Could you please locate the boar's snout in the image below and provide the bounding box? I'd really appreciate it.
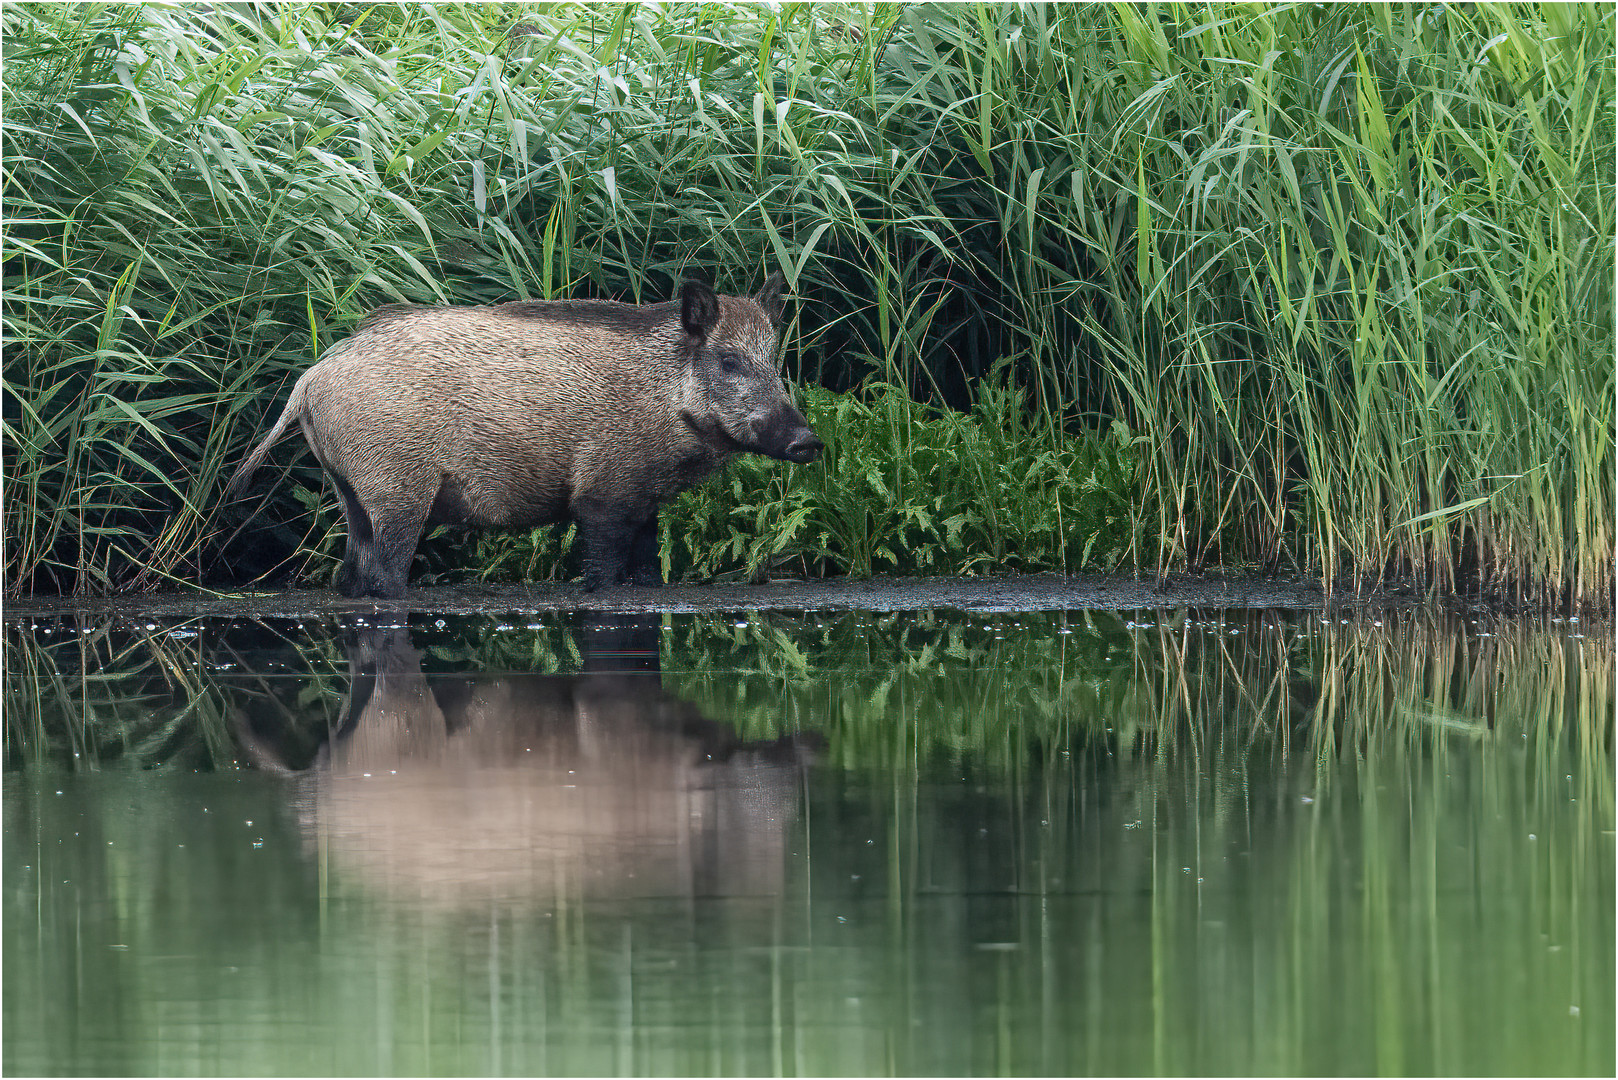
[784,431,824,463]
[752,403,822,464]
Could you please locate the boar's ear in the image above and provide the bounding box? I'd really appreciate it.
[680,279,720,340]
[753,271,786,328]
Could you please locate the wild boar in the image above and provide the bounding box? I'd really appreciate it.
[232,617,814,909]
[224,274,822,597]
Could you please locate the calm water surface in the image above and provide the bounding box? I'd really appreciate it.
[4,608,1612,1076]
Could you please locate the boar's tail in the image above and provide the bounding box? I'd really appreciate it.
[224,377,308,499]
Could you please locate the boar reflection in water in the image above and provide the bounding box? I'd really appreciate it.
[273,621,810,907]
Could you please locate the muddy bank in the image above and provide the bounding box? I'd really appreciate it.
[1,571,1410,623]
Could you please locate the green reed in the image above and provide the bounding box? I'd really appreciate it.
[3,4,1610,607]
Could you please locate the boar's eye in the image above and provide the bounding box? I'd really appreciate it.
[718,352,744,375]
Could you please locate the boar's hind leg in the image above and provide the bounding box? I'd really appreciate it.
[359,496,432,599]
[629,518,663,587]
[329,472,373,598]
[331,476,431,600]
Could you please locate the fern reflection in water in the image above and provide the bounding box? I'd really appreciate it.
[3,610,1612,1075]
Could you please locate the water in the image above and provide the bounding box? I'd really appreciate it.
[4,608,1612,1076]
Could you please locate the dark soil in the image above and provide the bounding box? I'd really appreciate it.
[2,571,1422,623]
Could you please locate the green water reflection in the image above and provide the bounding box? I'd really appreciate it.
[4,609,1613,1076]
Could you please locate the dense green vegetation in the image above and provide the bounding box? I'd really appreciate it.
[3,3,1611,607]
[412,380,1141,586]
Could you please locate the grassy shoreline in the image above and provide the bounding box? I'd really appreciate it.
[4,4,1610,610]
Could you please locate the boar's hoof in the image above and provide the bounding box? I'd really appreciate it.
[341,581,408,600]
[336,570,408,600]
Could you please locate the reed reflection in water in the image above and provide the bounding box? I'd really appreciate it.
[3,608,1611,1076]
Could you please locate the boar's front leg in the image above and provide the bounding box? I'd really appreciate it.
[575,499,648,592]
[628,518,664,587]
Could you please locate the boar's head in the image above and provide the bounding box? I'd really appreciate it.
[677,274,823,464]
